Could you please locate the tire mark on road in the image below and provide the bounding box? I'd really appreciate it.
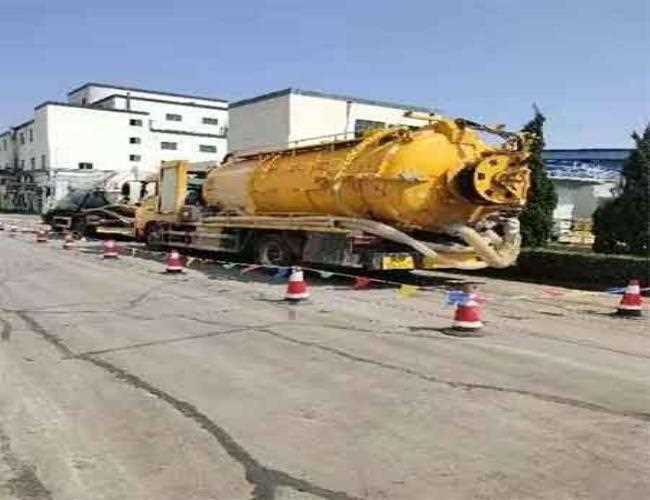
[16,311,360,500]
[259,328,650,423]
[1,317,11,341]
[0,428,53,500]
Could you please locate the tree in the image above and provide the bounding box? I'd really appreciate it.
[593,125,650,255]
[519,108,558,247]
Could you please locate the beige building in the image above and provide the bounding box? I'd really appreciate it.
[228,88,433,152]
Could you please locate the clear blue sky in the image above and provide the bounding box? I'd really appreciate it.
[1,0,648,148]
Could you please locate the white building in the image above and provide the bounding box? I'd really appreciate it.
[543,149,628,243]
[0,83,228,212]
[551,177,616,221]
[228,88,432,152]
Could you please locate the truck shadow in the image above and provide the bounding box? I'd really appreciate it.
[88,239,478,291]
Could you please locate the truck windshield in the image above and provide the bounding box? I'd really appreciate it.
[53,191,111,211]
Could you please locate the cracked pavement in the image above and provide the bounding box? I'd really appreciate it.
[1,217,649,499]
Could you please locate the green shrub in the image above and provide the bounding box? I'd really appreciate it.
[593,125,649,256]
[468,249,649,288]
[515,249,649,287]
[519,109,558,247]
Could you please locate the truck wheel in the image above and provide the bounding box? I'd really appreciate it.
[71,218,95,238]
[145,223,164,249]
[256,234,294,267]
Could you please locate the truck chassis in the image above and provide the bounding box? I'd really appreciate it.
[144,215,422,270]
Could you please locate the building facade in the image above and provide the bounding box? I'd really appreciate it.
[228,88,432,152]
[542,149,630,242]
[0,83,228,212]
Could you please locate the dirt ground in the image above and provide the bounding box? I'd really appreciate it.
[1,214,649,500]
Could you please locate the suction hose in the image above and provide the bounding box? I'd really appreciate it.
[447,219,521,269]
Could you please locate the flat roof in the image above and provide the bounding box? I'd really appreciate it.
[544,148,631,153]
[67,82,228,104]
[230,87,434,112]
[13,119,35,131]
[543,148,631,160]
[92,93,228,111]
[549,176,609,184]
[34,101,149,115]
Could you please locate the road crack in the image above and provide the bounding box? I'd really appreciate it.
[258,328,650,424]
[15,311,360,500]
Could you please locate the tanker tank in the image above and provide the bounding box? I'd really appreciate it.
[202,115,533,269]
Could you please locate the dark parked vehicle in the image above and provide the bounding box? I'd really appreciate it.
[42,189,136,237]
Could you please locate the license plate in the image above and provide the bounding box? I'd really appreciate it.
[382,255,414,270]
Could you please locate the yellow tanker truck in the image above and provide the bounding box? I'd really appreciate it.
[135,114,533,271]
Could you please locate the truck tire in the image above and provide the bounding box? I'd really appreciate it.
[144,223,164,250]
[71,217,96,238]
[256,234,295,267]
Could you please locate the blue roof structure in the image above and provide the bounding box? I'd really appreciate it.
[542,149,630,181]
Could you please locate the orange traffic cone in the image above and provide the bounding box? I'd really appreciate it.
[285,266,309,302]
[62,233,75,250]
[452,283,483,332]
[616,280,643,317]
[35,230,48,243]
[165,250,184,273]
[103,240,119,259]
[353,276,372,290]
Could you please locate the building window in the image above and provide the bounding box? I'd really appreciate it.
[166,113,182,122]
[354,119,385,138]
[129,154,141,161]
[30,157,35,169]
[19,133,25,145]
[202,117,219,125]
[161,141,177,150]
[20,159,25,169]
[129,137,141,144]
[78,162,93,170]
[41,155,47,169]
[199,145,217,153]
[130,118,143,126]
[29,129,33,142]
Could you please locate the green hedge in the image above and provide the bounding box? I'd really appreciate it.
[468,248,650,289]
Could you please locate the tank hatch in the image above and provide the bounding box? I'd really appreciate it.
[471,154,530,206]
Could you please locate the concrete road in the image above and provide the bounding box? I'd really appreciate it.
[1,219,649,499]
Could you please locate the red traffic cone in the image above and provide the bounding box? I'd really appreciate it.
[103,240,119,259]
[35,230,48,243]
[616,280,643,317]
[165,250,184,273]
[452,291,483,332]
[285,266,309,302]
[62,233,75,250]
[353,276,372,290]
